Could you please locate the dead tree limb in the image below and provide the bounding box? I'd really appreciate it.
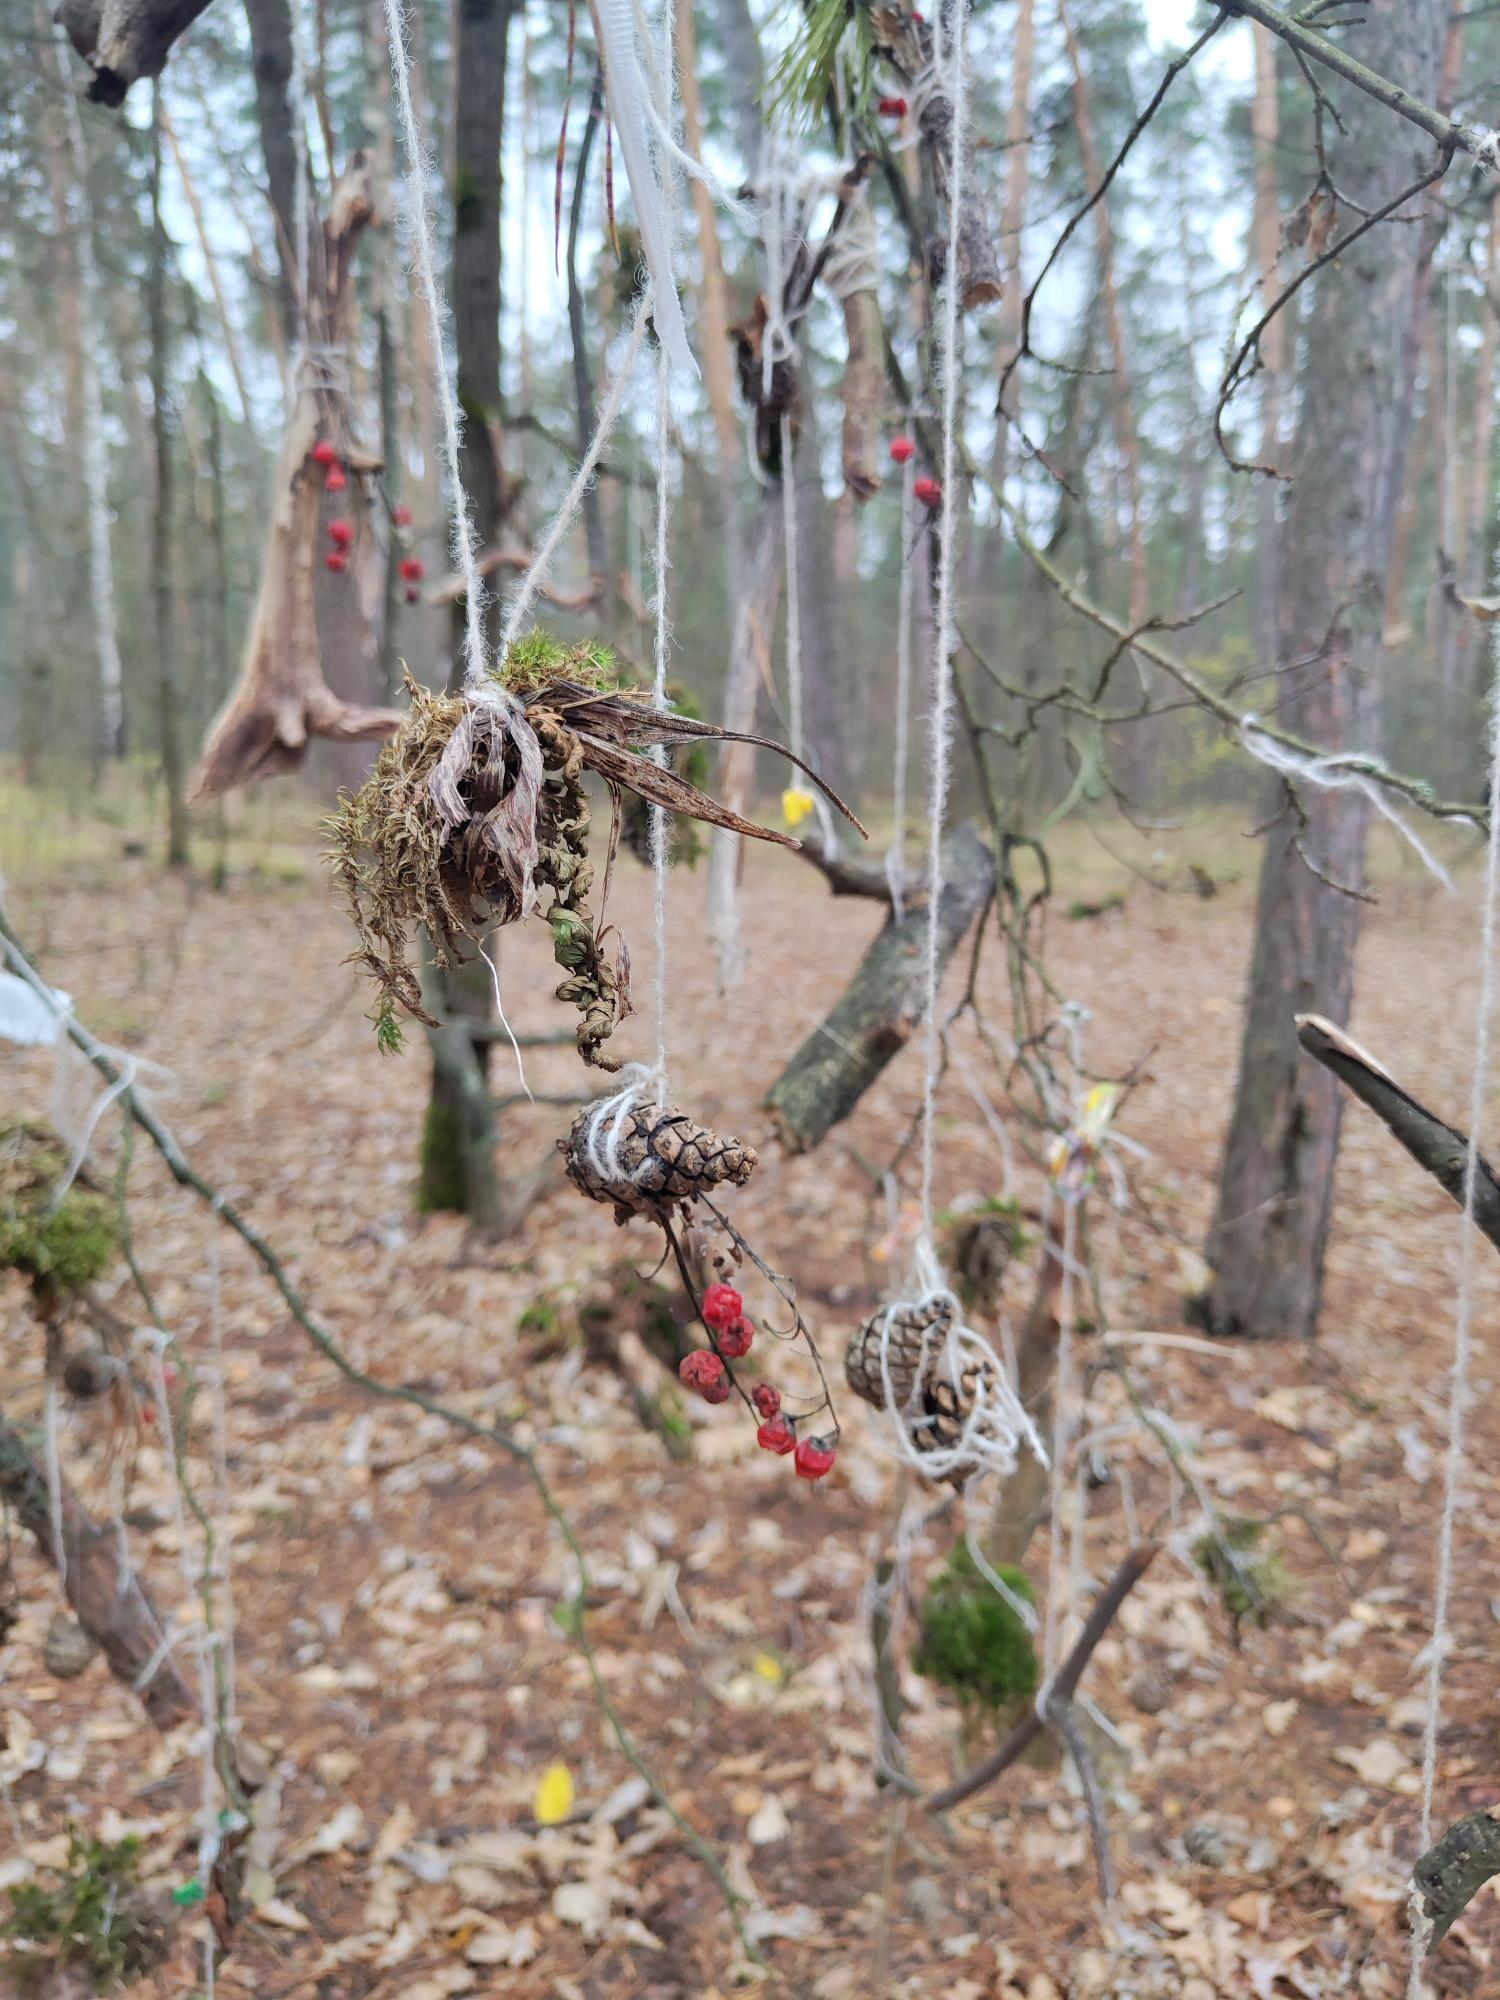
[923,1540,1159,1815]
[1413,1806,1500,1945]
[766,821,995,1151]
[55,0,215,105]
[1295,1013,1500,1253]
[0,1409,198,1731]
[189,155,400,802]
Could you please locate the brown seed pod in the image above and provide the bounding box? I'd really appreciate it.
[562,1099,757,1224]
[844,1297,1003,1478]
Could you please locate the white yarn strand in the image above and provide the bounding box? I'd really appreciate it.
[1409,582,1500,1996]
[918,0,970,1232]
[650,344,673,1082]
[780,415,804,768]
[886,446,917,916]
[382,0,490,683]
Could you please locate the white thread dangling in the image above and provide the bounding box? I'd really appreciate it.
[870,1,986,1489]
[886,440,917,915]
[1408,562,1500,1998]
[382,0,491,687]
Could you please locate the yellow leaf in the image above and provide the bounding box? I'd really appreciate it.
[781,788,815,829]
[533,1761,575,1826]
[751,1652,785,1686]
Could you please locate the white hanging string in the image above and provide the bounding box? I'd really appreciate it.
[1408,571,1500,1995]
[53,33,125,760]
[780,414,804,768]
[886,443,917,915]
[382,0,490,686]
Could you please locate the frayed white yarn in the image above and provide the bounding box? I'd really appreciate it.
[1409,564,1500,1998]
[581,1060,667,1191]
[1239,717,1457,893]
[886,444,917,917]
[874,1235,1046,1487]
[382,0,492,688]
[819,187,879,301]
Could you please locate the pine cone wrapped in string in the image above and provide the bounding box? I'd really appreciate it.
[563,1099,757,1224]
[844,1297,1003,1476]
[328,632,863,1065]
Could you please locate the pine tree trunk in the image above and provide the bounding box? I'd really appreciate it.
[417,0,515,1228]
[148,85,190,869]
[1204,0,1445,1339]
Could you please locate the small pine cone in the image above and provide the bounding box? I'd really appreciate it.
[844,1298,1002,1479]
[562,1100,757,1223]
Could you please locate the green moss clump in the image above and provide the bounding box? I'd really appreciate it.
[0,1124,118,1296]
[4,1829,163,1994]
[913,1543,1038,1717]
[494,632,621,698]
[1193,1514,1290,1635]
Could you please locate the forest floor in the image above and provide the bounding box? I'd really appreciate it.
[3,795,1500,2000]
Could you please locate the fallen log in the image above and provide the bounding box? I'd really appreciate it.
[0,1409,197,1731]
[767,821,995,1151]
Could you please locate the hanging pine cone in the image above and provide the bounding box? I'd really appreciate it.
[562,1099,758,1224]
[844,1297,1002,1474]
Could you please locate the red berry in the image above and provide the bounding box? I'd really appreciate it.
[328,517,354,548]
[751,1383,781,1420]
[794,1436,836,1481]
[878,95,908,117]
[405,586,420,605]
[311,439,338,467]
[718,1314,754,1360]
[702,1283,743,1331]
[392,503,413,527]
[678,1349,726,1398]
[701,1375,733,1406]
[889,435,915,464]
[757,1415,796,1455]
[324,466,348,494]
[399,555,426,583]
[324,551,348,573]
[913,474,942,508]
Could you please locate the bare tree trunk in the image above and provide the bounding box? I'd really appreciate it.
[1204,0,1446,1339]
[1057,0,1148,629]
[148,85,190,869]
[1250,21,1283,666]
[677,0,745,592]
[417,0,516,1229]
[243,0,301,337]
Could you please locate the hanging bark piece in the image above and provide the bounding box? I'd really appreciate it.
[56,0,215,105]
[869,3,1003,308]
[189,155,400,804]
[329,634,865,1061]
[563,1098,758,1224]
[1413,1806,1500,1945]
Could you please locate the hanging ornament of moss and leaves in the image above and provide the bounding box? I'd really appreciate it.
[327,633,863,1067]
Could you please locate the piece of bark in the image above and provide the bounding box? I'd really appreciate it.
[190,155,400,802]
[841,288,885,498]
[55,0,215,105]
[1295,1012,1500,1254]
[766,821,994,1150]
[1413,1805,1500,1945]
[0,1409,197,1731]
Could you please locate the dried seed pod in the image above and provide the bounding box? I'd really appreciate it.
[562,1099,757,1224]
[844,1297,1003,1477]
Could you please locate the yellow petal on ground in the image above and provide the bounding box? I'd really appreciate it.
[781,788,815,829]
[533,1761,575,1826]
[751,1652,785,1686]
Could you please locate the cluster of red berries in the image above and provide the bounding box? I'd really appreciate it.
[676,1282,837,1481]
[399,553,426,606]
[889,436,943,508]
[878,94,908,118]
